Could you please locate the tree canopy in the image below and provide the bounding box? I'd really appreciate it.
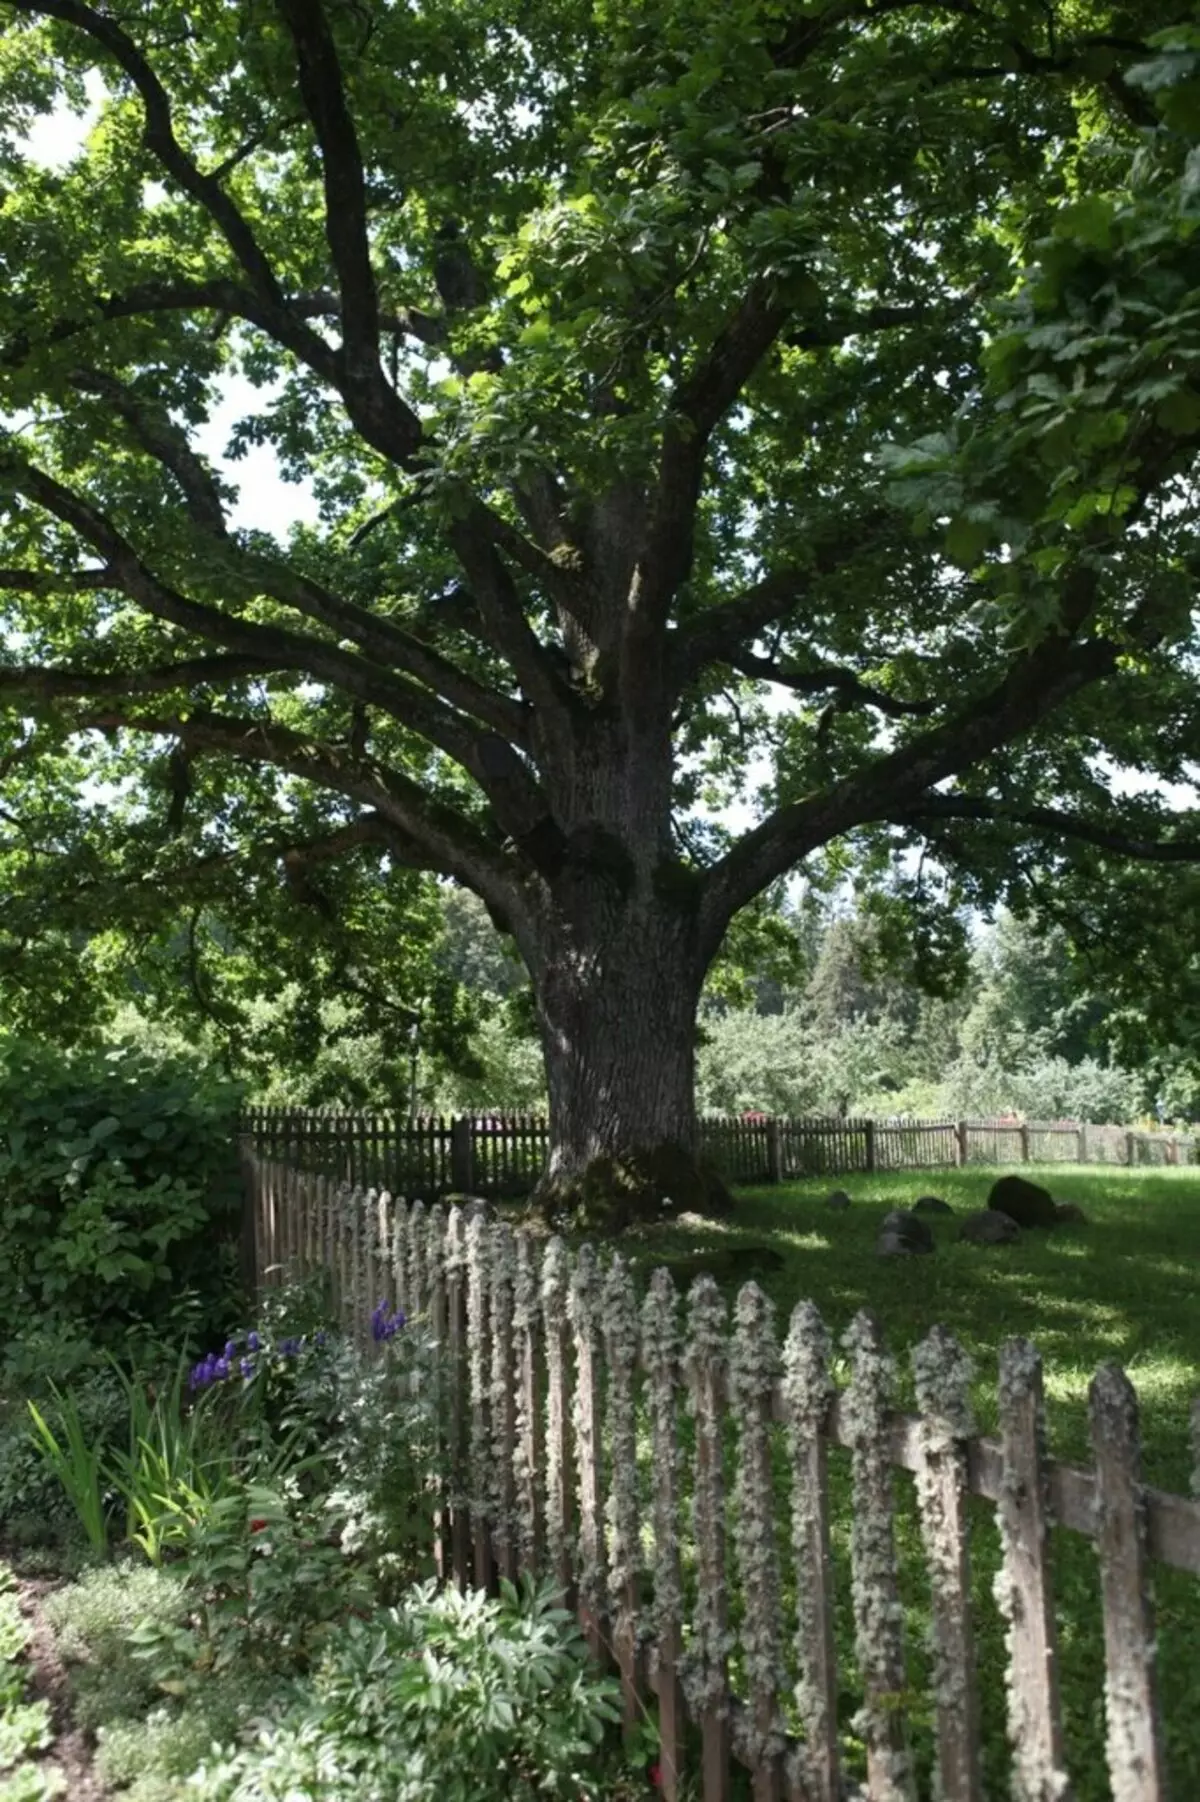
[2,0,1199,1206]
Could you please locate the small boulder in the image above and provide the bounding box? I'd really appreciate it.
[913,1194,954,1215]
[826,1189,852,1211]
[988,1173,1058,1229]
[959,1208,1021,1245]
[875,1209,934,1256]
[1054,1202,1089,1225]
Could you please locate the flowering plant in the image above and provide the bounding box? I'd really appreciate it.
[188,1329,328,1393]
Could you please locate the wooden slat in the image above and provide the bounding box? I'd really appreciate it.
[466,1209,495,1592]
[642,1270,685,1802]
[541,1238,575,1604]
[996,1340,1069,1800]
[686,1277,732,1802]
[781,1302,838,1802]
[602,1255,643,1740]
[490,1222,517,1581]
[445,1207,471,1589]
[513,1233,542,1577]
[570,1245,606,1660]
[730,1284,785,1802]
[912,1327,982,1802]
[1090,1364,1168,1802]
[843,1312,914,1802]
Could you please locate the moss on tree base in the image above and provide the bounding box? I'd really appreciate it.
[536,1142,734,1234]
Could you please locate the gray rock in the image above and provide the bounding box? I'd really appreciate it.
[913,1194,954,1215]
[988,1173,1057,1229]
[825,1189,852,1211]
[875,1209,934,1255]
[959,1208,1021,1245]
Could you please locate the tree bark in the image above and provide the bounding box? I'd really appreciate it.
[513,819,731,1226]
[537,901,702,1173]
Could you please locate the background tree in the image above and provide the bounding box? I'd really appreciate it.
[2,1,1199,1219]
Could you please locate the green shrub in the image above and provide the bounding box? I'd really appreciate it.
[0,1037,243,1353]
[190,1578,621,1802]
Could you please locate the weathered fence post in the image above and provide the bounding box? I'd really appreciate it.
[489,1221,517,1581]
[512,1232,542,1577]
[444,1204,471,1588]
[466,1207,495,1591]
[684,1276,732,1802]
[730,1283,786,1802]
[1089,1364,1168,1802]
[912,1327,982,1802]
[426,1202,448,1580]
[450,1113,475,1192]
[1126,1129,1137,1167]
[570,1244,606,1661]
[1019,1123,1031,1162]
[996,1339,1070,1802]
[541,1236,575,1605]
[781,1301,839,1802]
[642,1269,685,1801]
[602,1254,643,1739]
[766,1117,784,1185]
[956,1119,968,1165]
[864,1119,876,1173]
[842,1311,915,1802]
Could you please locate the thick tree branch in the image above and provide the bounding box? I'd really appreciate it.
[291,288,446,350]
[697,570,1116,948]
[669,517,892,687]
[727,650,938,718]
[0,654,277,700]
[0,565,113,592]
[70,368,229,534]
[272,0,410,450]
[76,704,520,911]
[2,440,527,745]
[0,453,555,837]
[636,283,790,619]
[446,517,576,728]
[889,795,1200,864]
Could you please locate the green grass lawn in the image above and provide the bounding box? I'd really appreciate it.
[622,1166,1200,1802]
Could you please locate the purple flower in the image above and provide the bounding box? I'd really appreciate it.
[240,1357,255,1379]
[247,1331,260,1353]
[315,1330,326,1348]
[224,1340,237,1359]
[214,1357,230,1380]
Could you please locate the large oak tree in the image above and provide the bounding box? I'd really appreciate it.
[2,0,1199,1213]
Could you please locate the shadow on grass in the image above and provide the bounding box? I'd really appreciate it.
[624,1164,1200,1481]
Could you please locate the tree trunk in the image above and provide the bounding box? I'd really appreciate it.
[524,889,732,1229]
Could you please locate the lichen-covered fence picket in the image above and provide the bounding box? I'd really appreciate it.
[245,1152,1200,1802]
[241,1106,1198,1199]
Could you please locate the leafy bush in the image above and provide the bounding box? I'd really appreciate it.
[190,1579,620,1802]
[0,1037,244,1352]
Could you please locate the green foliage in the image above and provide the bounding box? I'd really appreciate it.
[0,1037,243,1350]
[697,904,1148,1122]
[0,1565,61,1801]
[189,1579,621,1802]
[25,1395,108,1558]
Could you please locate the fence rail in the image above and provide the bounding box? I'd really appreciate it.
[245,1155,1200,1802]
[240,1106,1198,1199]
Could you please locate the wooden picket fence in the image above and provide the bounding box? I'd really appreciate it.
[240,1106,1198,1199]
[244,1152,1200,1802]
